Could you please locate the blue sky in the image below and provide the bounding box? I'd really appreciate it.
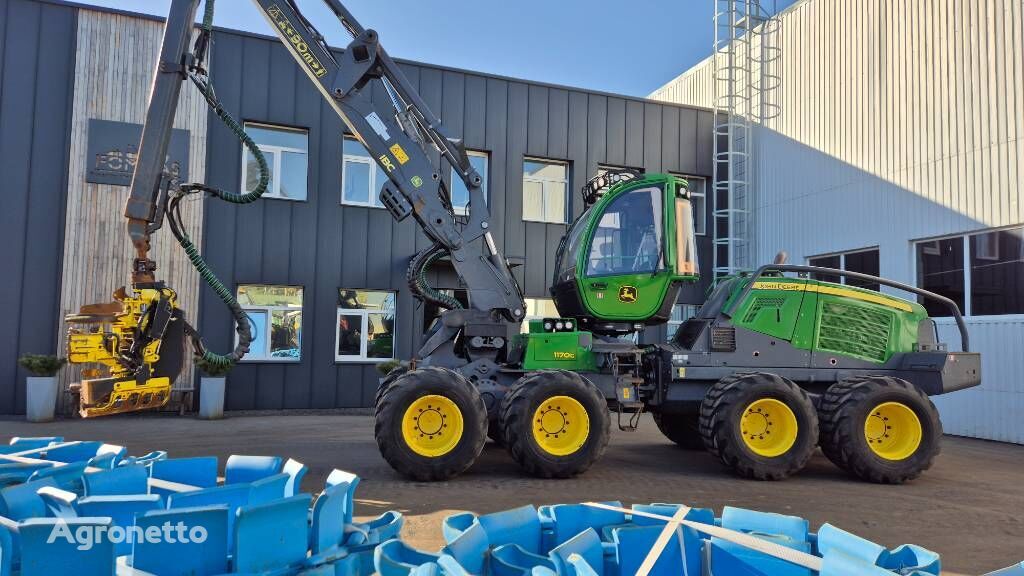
[80,0,798,97]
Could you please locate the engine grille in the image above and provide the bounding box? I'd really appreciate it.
[742,296,787,323]
[817,300,893,363]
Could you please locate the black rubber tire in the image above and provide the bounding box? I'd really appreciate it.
[499,370,610,478]
[818,376,942,484]
[653,412,705,449]
[699,372,818,480]
[374,365,409,408]
[374,367,487,481]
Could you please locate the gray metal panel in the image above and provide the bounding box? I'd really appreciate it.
[0,0,76,415]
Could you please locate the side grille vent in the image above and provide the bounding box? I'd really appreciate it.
[742,296,787,323]
[711,326,737,352]
[817,301,893,362]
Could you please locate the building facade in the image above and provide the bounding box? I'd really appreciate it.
[652,0,1024,443]
[0,0,715,414]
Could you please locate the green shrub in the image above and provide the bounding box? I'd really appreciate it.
[196,357,234,378]
[376,359,406,376]
[18,354,67,377]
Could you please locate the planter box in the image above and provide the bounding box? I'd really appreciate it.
[26,376,58,422]
[199,377,226,419]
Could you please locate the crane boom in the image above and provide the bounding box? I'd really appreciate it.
[67,0,525,417]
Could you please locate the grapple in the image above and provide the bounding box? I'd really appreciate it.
[66,284,186,417]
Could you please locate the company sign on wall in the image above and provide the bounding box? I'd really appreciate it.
[86,119,190,186]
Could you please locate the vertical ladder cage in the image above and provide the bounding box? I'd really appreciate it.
[711,0,781,278]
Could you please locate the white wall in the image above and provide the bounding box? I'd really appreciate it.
[652,0,1024,443]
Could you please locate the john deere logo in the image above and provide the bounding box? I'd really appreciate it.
[618,285,638,303]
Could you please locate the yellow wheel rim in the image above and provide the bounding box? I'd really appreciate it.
[532,396,590,456]
[864,402,922,461]
[402,395,464,457]
[740,398,798,457]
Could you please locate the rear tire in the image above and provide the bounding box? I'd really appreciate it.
[374,367,487,481]
[819,376,941,484]
[699,372,818,480]
[500,370,610,478]
[653,413,704,450]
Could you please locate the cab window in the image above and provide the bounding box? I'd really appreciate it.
[585,186,663,276]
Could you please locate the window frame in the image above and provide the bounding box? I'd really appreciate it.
[450,150,489,216]
[522,158,569,224]
[240,122,309,202]
[915,225,1024,318]
[236,285,304,363]
[335,289,398,363]
[670,173,707,236]
[667,303,699,335]
[341,136,386,209]
[807,247,880,287]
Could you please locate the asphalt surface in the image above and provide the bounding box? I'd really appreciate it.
[2,412,1021,574]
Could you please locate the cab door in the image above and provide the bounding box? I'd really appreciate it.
[578,184,672,321]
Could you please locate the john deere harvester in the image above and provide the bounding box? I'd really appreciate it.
[76,0,978,484]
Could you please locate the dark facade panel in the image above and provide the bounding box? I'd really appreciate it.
[194,28,716,410]
[0,0,76,414]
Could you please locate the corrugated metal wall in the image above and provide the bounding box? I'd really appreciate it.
[652,0,1024,443]
[197,28,716,410]
[0,0,77,415]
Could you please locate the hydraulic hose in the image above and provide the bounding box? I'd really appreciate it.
[408,243,464,311]
[166,0,269,371]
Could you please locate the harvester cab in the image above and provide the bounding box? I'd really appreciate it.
[551,171,700,336]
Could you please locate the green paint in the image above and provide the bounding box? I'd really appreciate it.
[515,320,598,371]
[727,276,929,364]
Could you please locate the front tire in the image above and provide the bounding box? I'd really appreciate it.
[374,367,487,481]
[819,376,941,484]
[653,412,704,449]
[500,370,610,478]
[699,372,818,480]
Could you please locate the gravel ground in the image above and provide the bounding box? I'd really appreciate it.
[2,412,1021,574]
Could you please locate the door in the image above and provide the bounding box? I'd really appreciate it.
[579,185,672,321]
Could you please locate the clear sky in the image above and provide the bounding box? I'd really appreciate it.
[77,0,799,97]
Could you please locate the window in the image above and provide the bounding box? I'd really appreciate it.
[586,187,663,276]
[450,152,488,216]
[242,123,308,201]
[237,285,303,361]
[808,248,880,290]
[673,175,707,236]
[523,159,568,223]
[916,226,1024,317]
[336,289,396,361]
[342,137,387,208]
[521,298,560,332]
[667,303,700,336]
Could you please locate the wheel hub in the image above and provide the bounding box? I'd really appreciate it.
[739,398,798,458]
[532,395,590,456]
[864,401,922,461]
[402,395,464,457]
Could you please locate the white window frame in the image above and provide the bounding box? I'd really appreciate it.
[914,225,1024,318]
[335,291,397,363]
[240,123,308,201]
[451,150,489,216]
[806,247,879,285]
[237,286,303,362]
[523,158,569,224]
[341,137,385,209]
[674,174,707,236]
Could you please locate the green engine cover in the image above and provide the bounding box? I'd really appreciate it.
[728,277,929,364]
[514,320,598,372]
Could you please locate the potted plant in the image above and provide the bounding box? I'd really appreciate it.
[18,354,66,422]
[197,358,232,420]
